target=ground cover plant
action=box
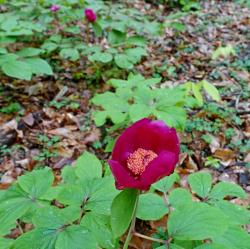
[0,0,249,249]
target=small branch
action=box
[77,197,88,224]
[16,220,23,234]
[163,192,169,207]
[167,237,173,248]
[86,23,90,44]
[133,232,166,244]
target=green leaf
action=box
[24,58,53,75]
[171,22,186,32]
[108,29,126,45]
[81,212,115,248]
[114,54,133,69]
[39,186,62,201]
[213,200,250,225]
[154,107,186,130]
[168,202,228,240]
[17,167,54,199]
[91,22,102,37]
[142,77,162,86]
[212,226,250,249]
[61,166,77,184]
[108,109,128,124]
[32,206,80,229]
[153,172,179,192]
[41,42,58,53]
[170,244,186,249]
[129,103,152,122]
[173,240,202,249]
[1,17,17,31]
[55,225,98,249]
[209,182,246,200]
[16,48,43,57]
[125,47,147,63]
[202,80,220,102]
[0,237,13,249]
[137,193,168,220]
[0,48,7,54]
[212,45,236,60]
[85,176,119,215]
[111,189,138,238]
[93,111,108,126]
[13,228,58,249]
[74,151,102,181]
[57,184,84,206]
[188,172,212,198]
[0,197,30,235]
[1,60,32,80]
[192,83,203,106]
[0,53,18,65]
[88,52,112,63]
[126,36,146,46]
[194,243,228,249]
[92,91,129,125]
[169,188,192,209]
[60,48,79,61]
[156,245,185,249]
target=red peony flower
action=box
[84,8,97,22]
[50,4,60,12]
[108,118,180,190]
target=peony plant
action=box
[109,118,179,248]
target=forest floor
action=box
[0,1,249,245]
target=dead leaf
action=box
[22,113,35,126]
[48,127,70,137]
[209,135,221,153]
[214,149,236,161]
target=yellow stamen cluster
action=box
[127,148,157,176]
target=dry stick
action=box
[16,221,23,234]
[163,191,169,207]
[133,232,166,244]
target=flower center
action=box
[127,148,157,176]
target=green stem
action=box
[123,190,140,249]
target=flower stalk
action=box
[123,190,140,249]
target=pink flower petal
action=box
[108,160,149,190]
[140,151,177,186]
[112,118,179,166]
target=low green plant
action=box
[205,156,221,169]
[0,102,22,114]
[92,74,187,130]
[85,38,147,70]
[167,0,200,11]
[49,98,80,110]
[0,155,249,249]
[0,152,119,249]
[92,74,221,131]
[0,48,53,80]
[185,118,222,133]
[0,145,11,157]
[212,44,236,60]
[33,135,60,162]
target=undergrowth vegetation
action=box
[0,0,249,249]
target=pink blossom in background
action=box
[84,8,97,22]
[50,5,60,12]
